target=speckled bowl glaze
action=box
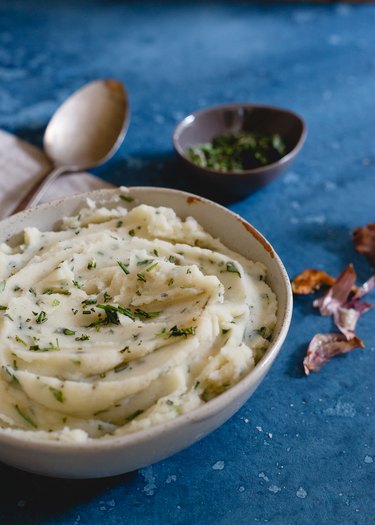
[0,187,292,478]
[173,103,307,196]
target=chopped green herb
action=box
[36,311,47,324]
[4,313,14,321]
[97,304,135,321]
[29,287,37,296]
[168,255,175,263]
[120,194,134,202]
[137,259,153,266]
[52,299,60,307]
[15,335,27,346]
[0,305,7,311]
[29,339,60,352]
[43,288,71,296]
[126,409,144,421]
[153,249,159,257]
[63,328,76,336]
[14,404,37,428]
[72,280,83,289]
[82,299,97,305]
[103,291,112,303]
[167,278,174,286]
[49,387,64,403]
[87,259,97,270]
[114,361,129,373]
[0,280,6,293]
[187,131,286,172]
[226,262,241,278]
[168,325,196,338]
[75,334,90,341]
[137,273,146,282]
[146,262,158,272]
[2,365,20,385]
[117,261,130,275]
[128,229,135,237]
[134,308,160,320]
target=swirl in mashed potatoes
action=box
[0,193,277,441]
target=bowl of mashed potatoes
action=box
[0,186,292,478]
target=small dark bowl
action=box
[173,103,307,197]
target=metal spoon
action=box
[11,79,129,215]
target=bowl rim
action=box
[0,186,293,451]
[172,102,307,177]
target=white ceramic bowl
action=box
[0,187,292,478]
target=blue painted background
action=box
[0,2,374,523]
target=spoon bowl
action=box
[44,79,129,170]
[11,79,129,215]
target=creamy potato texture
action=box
[0,194,277,441]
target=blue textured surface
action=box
[0,2,374,524]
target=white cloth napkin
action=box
[0,129,114,220]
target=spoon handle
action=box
[10,166,68,216]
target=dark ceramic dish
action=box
[173,103,307,197]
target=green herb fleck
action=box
[134,308,160,320]
[146,262,158,272]
[126,409,144,421]
[114,361,129,373]
[49,387,64,403]
[82,299,97,305]
[166,325,196,338]
[43,288,71,296]
[117,261,130,275]
[97,304,135,321]
[128,229,135,237]
[137,259,153,266]
[15,404,37,428]
[15,335,27,346]
[36,311,47,324]
[226,262,241,278]
[87,259,97,270]
[120,194,134,202]
[0,305,7,311]
[63,328,76,336]
[2,365,20,385]
[101,292,111,303]
[75,334,90,341]
[0,280,6,293]
[137,273,146,282]
[72,280,83,289]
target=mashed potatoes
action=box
[0,193,277,441]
